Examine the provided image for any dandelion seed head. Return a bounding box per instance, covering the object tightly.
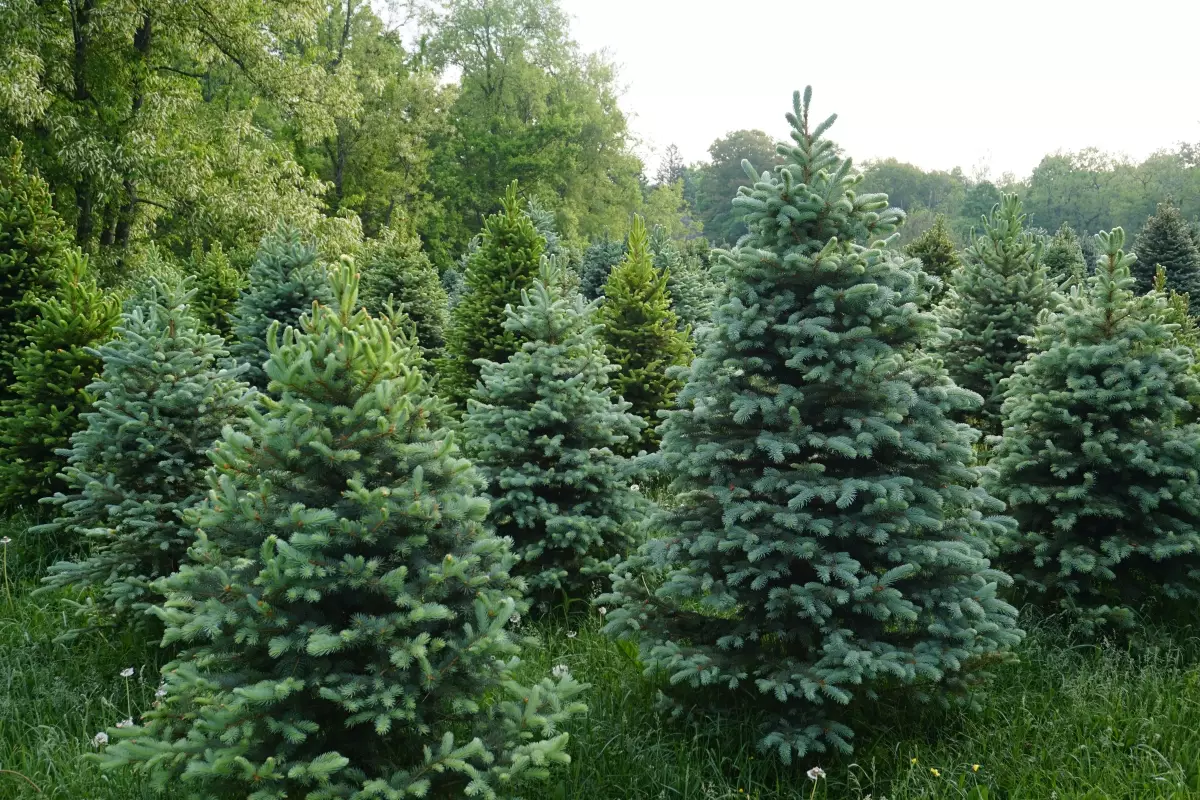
[120,667,134,678]
[91,731,109,747]
[806,766,826,781]
[116,718,134,729]
[551,664,570,679]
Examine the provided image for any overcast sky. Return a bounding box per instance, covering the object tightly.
[559,0,1200,180]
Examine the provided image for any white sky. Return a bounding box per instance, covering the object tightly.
[560,0,1200,180]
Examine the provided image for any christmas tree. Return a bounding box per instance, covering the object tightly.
[600,88,1022,763]
[1042,221,1088,289]
[1134,200,1200,298]
[464,258,645,605]
[903,215,960,304]
[0,252,120,508]
[651,224,716,332]
[938,193,1051,433]
[358,226,449,362]
[95,264,585,798]
[988,228,1200,633]
[0,139,70,393]
[441,182,545,406]
[579,236,625,300]
[188,242,244,337]
[596,215,692,454]
[231,226,332,389]
[36,277,253,633]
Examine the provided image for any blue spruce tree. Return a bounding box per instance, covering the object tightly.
[601,88,1022,762]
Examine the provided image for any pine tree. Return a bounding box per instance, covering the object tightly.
[95,264,585,798]
[464,259,645,605]
[1042,222,1087,289]
[938,194,1051,433]
[0,252,121,508]
[600,89,1022,763]
[903,215,960,304]
[651,224,716,331]
[441,182,545,405]
[359,226,449,362]
[188,242,244,337]
[596,216,692,454]
[988,229,1200,633]
[35,277,253,632]
[231,226,332,389]
[579,236,625,300]
[0,139,70,393]
[1134,201,1200,297]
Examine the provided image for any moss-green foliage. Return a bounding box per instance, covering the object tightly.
[440,182,545,405]
[464,260,644,605]
[0,139,71,394]
[651,224,715,332]
[903,214,960,304]
[596,216,691,453]
[95,265,585,797]
[938,194,1051,433]
[0,252,120,509]
[1134,201,1200,297]
[989,229,1200,634]
[1043,221,1088,289]
[601,89,1022,764]
[358,226,449,361]
[35,277,253,634]
[187,242,244,336]
[231,226,332,389]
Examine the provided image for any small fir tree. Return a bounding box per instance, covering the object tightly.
[601,89,1022,762]
[1042,221,1088,289]
[988,229,1200,633]
[188,242,244,336]
[359,226,449,362]
[938,194,1051,433]
[0,252,121,508]
[35,277,254,632]
[464,259,645,605]
[95,264,585,798]
[651,224,716,331]
[903,215,960,304]
[0,139,70,392]
[440,182,546,405]
[579,236,625,300]
[1134,200,1200,297]
[231,226,332,389]
[596,215,692,453]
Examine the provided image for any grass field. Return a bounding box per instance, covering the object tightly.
[3,512,1199,800]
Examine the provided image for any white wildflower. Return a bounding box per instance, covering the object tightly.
[155,684,167,698]
[630,484,640,492]
[0,536,11,545]
[91,731,109,747]
[551,664,570,679]
[509,613,520,626]
[597,606,607,617]
[567,631,577,639]
[116,718,134,729]
[120,667,134,678]
[807,766,826,781]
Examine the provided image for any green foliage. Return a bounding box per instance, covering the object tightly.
[579,235,625,300]
[601,89,1022,764]
[688,129,782,243]
[903,214,960,303]
[94,264,586,798]
[231,226,332,389]
[596,216,692,453]
[988,229,1200,633]
[186,242,243,336]
[938,194,1051,433]
[1133,201,1200,297]
[1042,222,1088,289]
[464,259,644,605]
[0,252,120,508]
[358,226,449,361]
[0,139,69,392]
[441,182,546,405]
[35,277,253,634]
[651,224,716,331]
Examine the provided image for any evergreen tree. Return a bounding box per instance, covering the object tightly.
[579,236,625,300]
[464,259,645,605]
[359,226,449,362]
[1042,221,1088,289]
[988,229,1200,633]
[440,182,545,405]
[0,252,120,508]
[600,89,1022,762]
[188,242,244,337]
[0,139,70,393]
[938,194,1051,433]
[95,264,585,798]
[596,216,692,454]
[1133,201,1200,297]
[651,224,716,331]
[231,226,332,389]
[1079,230,1098,274]
[35,277,253,633]
[903,215,960,304]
